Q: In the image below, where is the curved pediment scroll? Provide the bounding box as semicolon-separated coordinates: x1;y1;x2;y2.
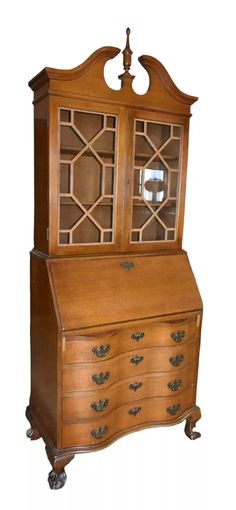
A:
29;46;120;93
29;29;197;114
138;55;198;106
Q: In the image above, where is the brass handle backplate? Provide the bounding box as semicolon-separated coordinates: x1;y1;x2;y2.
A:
130;355;144;366
128;406;142;416
170;330;185;343
167;379;182;392
131;332;144;342
91;426;108;439
169;355;184;367
92;372;110;385
166;404;181;416
120;261;134;271
91;399;109;412
92;344;111;358
129;382;143;391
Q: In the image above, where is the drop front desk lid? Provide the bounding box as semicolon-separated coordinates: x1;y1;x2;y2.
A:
47;253;202;332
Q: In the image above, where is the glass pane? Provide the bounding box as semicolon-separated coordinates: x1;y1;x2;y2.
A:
73;152;102;205
146;122;170;149
60;232;70;244
167;231;175;240
135;135;154;166
161;139;180;169
92;131;115;164
72;217;100;244
142;167;166;203
172;126;181;137
103;231;113;242
106;116;116;128
135;121;144;133
92;205;113;228
170;172;178;198
131;232;140;242
60;109;71;122
132;206;152;229
104;167;114;194
74;111;103;141
142;218;165;241
60;198;83;229
60;163;71;193
59;108;117;245
158;202;176;228
60;126;85;160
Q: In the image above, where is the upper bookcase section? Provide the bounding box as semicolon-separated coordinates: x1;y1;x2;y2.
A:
29;28;197;116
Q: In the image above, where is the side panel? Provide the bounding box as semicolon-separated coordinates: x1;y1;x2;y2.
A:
33;98;49;253
30;253;59;446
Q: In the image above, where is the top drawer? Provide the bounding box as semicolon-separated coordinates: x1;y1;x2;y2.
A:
63;313;200;364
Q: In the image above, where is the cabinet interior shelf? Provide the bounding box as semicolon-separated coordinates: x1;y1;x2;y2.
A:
60;147;115;158
60;147;178;162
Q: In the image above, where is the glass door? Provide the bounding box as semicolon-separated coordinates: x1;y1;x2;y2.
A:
129;117;183;245
59;107;118;246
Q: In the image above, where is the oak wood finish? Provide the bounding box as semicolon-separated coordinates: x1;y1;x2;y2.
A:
61;385;196;448
62;338;199;393
62;312;199;363
62;363;197;421
26;29;202;489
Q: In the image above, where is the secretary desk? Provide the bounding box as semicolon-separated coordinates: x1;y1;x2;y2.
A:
26;29;202;489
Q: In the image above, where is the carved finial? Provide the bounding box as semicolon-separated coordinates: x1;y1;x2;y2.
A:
119;28;135;86
123;27;132;74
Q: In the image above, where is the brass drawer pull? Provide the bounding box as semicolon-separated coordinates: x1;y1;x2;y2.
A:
168;379;182;392
92;344;111;358
120;261;134;271
167;404;181;416
169;354;184;367
91;426;108;439
128;406;142;416
92;372;110;385
131;332;144;342
91;399;109;412
170;330;185;343
130;355;144;366
129;382;143;391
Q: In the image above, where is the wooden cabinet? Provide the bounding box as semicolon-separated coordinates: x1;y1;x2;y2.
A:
26;29;202;489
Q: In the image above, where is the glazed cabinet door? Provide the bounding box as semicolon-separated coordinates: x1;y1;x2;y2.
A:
123;110;189;251
48;98;125;255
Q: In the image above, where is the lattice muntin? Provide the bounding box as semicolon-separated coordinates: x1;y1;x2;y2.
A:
59;108;117;245
131;120;182;243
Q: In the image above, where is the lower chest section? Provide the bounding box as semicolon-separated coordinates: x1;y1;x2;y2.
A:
60;311;201;449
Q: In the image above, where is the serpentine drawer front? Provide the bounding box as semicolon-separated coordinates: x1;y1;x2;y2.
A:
62;313;199;364
62;363;197;421
62;338;199;393
27;30;203;489
61;386;196;448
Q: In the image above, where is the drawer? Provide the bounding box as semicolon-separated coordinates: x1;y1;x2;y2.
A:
62;338;198;393
63;313;199;364
61;385;196;448
62;363;197;421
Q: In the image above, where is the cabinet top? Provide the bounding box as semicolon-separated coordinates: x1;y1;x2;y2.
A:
29;28;197;115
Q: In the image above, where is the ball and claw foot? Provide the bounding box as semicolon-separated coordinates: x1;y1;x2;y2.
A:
26;427;41;441
184;407;201;440
48;470;67;490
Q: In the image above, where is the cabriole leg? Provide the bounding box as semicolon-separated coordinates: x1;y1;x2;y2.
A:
46;447;75;490
26;405;41;440
184;405;201;440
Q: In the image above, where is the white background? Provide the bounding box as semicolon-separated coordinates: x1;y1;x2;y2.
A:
1;0;236;508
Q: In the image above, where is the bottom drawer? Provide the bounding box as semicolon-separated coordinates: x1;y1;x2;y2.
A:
61;385;196;448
